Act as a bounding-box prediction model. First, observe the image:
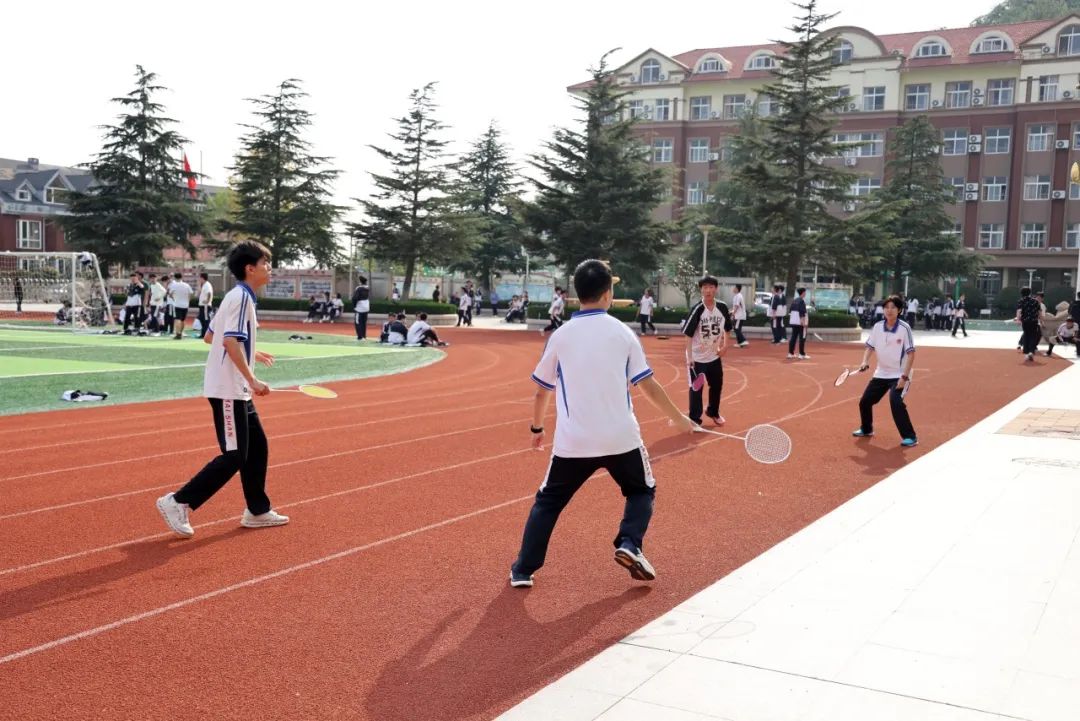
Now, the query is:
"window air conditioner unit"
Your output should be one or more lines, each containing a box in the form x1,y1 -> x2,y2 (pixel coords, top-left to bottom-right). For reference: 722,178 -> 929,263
711,112 -> 719,119
973,87 -> 983,95
932,100 -> 941,107
1052,190 -> 1067,199
1065,91 -> 1074,99
659,73 -> 667,81
848,103 -> 858,111
845,157 -> 858,166
964,182 -> 980,191
706,194 -> 716,202
1043,45 -> 1053,54
968,143 -> 982,153
972,98 -> 982,105
964,191 -> 979,201
630,75 -> 638,83
708,152 -> 720,161
1048,246 -> 1062,252
967,134 -> 982,143
1055,139 -> 1071,149
843,202 -> 857,212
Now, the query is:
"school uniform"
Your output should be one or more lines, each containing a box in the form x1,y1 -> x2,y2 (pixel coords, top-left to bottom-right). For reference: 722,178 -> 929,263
787,296 -> 808,357
172,283 -> 272,515
731,291 -> 748,346
170,281 -> 193,324
1055,322 -> 1080,355
1017,296 -> 1042,356
683,300 -> 732,425
148,281 -> 166,332
351,284 -> 370,339
544,295 -> 565,333
769,294 -> 786,343
951,300 -> 968,337
406,319 -> 438,346
905,298 -> 918,327
122,281 -> 146,333
637,295 -> 657,335
858,319 -> 917,441
198,280 -> 214,338
387,320 -> 408,344
512,309 -> 657,577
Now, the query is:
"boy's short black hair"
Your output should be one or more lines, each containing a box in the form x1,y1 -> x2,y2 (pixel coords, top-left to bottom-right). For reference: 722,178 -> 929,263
129,272 -> 137,278
698,275 -> 719,288
883,294 -> 905,311
199,272 -> 208,281
734,283 -> 742,292
797,287 -> 806,295
226,240 -> 272,281
1021,287 -> 1031,297
358,276 -> 367,284
396,313 -> 406,320
173,272 -> 182,280
148,273 -> 156,279
573,259 -> 613,303
419,312 -> 428,321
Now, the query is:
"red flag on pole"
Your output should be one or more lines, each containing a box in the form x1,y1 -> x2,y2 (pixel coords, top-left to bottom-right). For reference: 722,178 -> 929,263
182,152 -> 197,198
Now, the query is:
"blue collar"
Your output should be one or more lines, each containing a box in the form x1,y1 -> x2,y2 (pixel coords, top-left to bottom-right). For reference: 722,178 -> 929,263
571,308 -> 607,318
238,282 -> 257,304
883,318 -> 900,333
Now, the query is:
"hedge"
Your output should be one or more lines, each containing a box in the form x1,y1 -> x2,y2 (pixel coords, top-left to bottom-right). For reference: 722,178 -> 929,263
524,305 -> 858,328
112,294 -> 457,315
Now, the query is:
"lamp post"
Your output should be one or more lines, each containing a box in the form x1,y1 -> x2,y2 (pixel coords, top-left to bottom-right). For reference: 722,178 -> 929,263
698,224 -> 716,275
1025,268 -> 1036,289
521,245 -> 530,295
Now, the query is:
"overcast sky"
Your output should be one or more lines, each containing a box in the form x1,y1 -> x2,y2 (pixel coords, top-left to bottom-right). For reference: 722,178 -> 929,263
6,0 -> 992,221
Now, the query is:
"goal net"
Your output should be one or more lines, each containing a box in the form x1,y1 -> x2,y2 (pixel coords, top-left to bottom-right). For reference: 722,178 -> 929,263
0,251 -> 115,331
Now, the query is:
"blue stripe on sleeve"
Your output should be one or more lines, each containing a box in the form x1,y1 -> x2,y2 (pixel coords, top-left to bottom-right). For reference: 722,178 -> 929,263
530,374 -> 555,390
630,368 -> 654,385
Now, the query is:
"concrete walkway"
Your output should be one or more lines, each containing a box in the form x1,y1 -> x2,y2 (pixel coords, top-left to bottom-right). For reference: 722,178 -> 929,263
498,341 -> 1080,720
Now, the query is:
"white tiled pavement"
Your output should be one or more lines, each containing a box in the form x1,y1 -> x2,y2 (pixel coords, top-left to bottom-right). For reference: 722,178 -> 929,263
499,331 -> 1080,721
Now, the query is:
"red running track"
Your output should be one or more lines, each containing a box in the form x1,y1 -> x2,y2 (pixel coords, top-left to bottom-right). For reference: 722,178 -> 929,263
0,323 -> 1064,720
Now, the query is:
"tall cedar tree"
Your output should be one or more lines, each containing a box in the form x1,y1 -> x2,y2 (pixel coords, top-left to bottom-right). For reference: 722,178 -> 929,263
526,52 -> 669,285
448,122 -> 527,291
974,0 -> 1080,24
226,79 -> 342,269
351,83 -> 475,299
64,66 -> 205,271
877,116 -> 982,291
730,1 -> 866,299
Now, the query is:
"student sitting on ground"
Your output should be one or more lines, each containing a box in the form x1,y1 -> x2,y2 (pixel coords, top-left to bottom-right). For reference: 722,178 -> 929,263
330,293 -> 344,322
55,300 -> 72,325
305,295 -> 321,323
386,313 -> 408,344
504,295 -> 525,323
406,312 -> 446,346
1054,317 -> 1079,357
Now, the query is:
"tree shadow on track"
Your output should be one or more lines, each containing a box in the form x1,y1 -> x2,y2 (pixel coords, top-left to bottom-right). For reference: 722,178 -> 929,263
0,529 -> 245,623
365,585 -> 651,721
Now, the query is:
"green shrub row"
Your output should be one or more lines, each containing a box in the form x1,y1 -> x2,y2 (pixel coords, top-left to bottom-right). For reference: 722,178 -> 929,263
522,305 -> 858,328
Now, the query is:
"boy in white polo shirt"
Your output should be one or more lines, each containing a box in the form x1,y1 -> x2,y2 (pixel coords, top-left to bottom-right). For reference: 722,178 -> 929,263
509,260 -> 694,588
852,294 -> 918,448
156,241 -> 289,537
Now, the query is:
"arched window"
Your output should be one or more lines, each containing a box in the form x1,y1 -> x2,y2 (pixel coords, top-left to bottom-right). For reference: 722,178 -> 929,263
974,34 -> 1009,53
641,59 -> 661,83
1059,25 -> 1080,56
747,54 -> 777,70
832,39 -> 854,64
914,40 -> 947,57
698,57 -> 723,72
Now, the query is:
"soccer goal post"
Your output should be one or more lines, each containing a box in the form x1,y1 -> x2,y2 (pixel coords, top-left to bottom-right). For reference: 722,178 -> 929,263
0,251 -> 115,331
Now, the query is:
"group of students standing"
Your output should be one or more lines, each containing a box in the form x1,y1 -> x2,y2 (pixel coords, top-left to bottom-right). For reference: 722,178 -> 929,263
1016,289 -> 1080,360
120,270 -> 214,340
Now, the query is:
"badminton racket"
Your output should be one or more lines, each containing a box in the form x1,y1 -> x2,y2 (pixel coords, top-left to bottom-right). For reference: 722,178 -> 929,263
688,367 -> 705,392
834,365 -> 868,387
900,368 -> 914,399
273,384 -> 338,399
692,423 -> 792,464
812,332 -> 824,342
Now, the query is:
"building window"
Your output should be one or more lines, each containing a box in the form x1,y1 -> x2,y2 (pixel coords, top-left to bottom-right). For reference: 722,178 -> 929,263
942,129 -> 967,155
15,188 -> 31,202
757,94 -> 777,117
947,176 -> 966,201
832,86 -> 851,100
1039,75 -> 1059,102
748,54 -> 777,70
652,139 -> 673,163
628,100 -> 646,119
690,96 -> 711,120
943,221 -> 963,240
641,59 -> 661,83
850,177 -> 882,196
1021,223 -> 1047,248
698,57 -> 722,73
915,41 -> 947,57
686,182 -> 706,205
974,35 -> 1008,53
985,127 -> 1011,154
832,40 -> 854,64
722,94 -> 746,119
945,81 -> 972,108
44,187 -> 66,204
1067,223 -> 1080,249
1024,175 -> 1051,200
654,99 -> 670,121
16,219 -> 43,250
987,79 -> 1014,106
1072,182 -> 1080,200
1028,124 -> 1054,151
863,86 -> 886,111
688,139 -> 710,163
1060,25 -> 1080,56
983,176 -> 1008,202
834,132 -> 883,157
979,223 -> 1005,248
905,84 -> 930,111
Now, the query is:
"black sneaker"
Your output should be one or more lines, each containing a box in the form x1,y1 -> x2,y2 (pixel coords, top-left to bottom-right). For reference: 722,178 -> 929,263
614,543 -> 656,581
509,570 -> 534,588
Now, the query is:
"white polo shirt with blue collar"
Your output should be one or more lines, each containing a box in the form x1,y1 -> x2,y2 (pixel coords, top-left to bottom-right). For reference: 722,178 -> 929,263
866,318 -> 915,379
531,308 -> 653,458
204,283 -> 258,400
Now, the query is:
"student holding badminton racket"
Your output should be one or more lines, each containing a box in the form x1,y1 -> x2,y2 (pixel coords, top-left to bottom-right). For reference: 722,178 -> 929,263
509,260 -> 694,588
684,275 -> 732,427
851,294 -> 918,448
157,241 -> 289,538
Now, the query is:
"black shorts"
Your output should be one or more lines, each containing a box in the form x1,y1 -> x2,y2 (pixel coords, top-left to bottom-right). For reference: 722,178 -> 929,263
174,307 -> 189,321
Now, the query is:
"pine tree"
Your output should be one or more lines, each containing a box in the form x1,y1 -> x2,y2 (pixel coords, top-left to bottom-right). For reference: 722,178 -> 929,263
875,116 -> 982,292
350,83 -> 475,299
447,122 -> 527,291
226,79 -> 343,269
727,1 -> 865,298
525,51 -> 670,285
64,66 -> 205,271
974,0 -> 1079,25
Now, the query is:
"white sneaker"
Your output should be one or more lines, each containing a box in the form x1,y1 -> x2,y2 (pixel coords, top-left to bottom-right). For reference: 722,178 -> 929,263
787,353 -> 795,359
738,341 -> 749,348
799,354 -> 811,360
156,493 -> 194,537
241,509 -> 290,528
